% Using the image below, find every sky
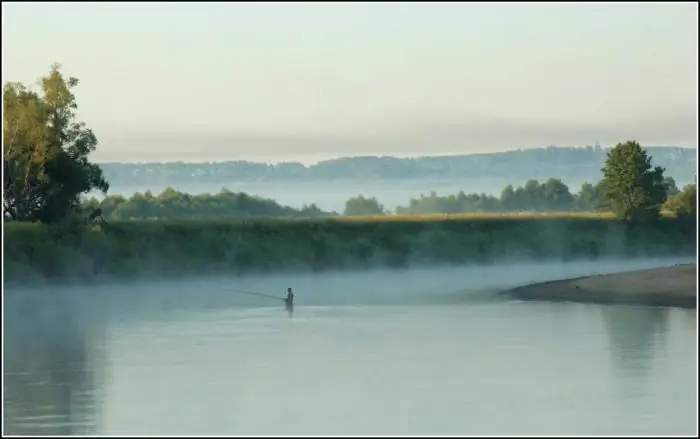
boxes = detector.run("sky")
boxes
[2,2,698,163]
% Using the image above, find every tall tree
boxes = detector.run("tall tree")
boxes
[575,182,605,212]
[3,82,49,220]
[344,195,384,216]
[3,63,108,222]
[599,140,667,221]
[541,178,574,211]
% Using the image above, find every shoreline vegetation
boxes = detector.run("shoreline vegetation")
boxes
[4,214,696,287]
[504,264,697,309]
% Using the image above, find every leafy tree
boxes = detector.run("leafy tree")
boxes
[575,182,605,212]
[522,181,544,210]
[599,141,667,221]
[664,183,696,220]
[3,63,108,222]
[343,195,384,216]
[87,187,335,220]
[495,179,575,212]
[499,185,517,211]
[3,82,48,220]
[663,176,679,197]
[540,178,575,211]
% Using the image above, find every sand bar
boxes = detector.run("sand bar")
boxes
[505,264,697,309]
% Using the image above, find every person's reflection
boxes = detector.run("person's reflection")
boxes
[600,305,670,377]
[3,296,103,436]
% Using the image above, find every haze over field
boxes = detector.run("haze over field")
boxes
[91,147,697,210]
[2,2,697,163]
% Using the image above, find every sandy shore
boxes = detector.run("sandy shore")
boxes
[505,264,697,309]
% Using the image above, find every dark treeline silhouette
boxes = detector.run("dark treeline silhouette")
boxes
[393,175,684,216]
[81,187,331,221]
[78,174,694,221]
[395,178,594,215]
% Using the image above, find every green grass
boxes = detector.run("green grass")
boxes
[336,210,679,222]
[337,211,618,221]
[3,213,696,285]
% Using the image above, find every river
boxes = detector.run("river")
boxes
[3,257,697,435]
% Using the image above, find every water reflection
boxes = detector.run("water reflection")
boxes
[2,275,695,436]
[3,296,105,436]
[600,305,670,377]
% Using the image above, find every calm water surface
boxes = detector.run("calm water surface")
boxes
[3,258,697,435]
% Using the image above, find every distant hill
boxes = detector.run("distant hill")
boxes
[98,146,697,187]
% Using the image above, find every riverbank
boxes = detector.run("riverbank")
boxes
[505,264,697,308]
[3,216,696,286]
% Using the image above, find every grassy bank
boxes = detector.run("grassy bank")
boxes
[3,214,696,285]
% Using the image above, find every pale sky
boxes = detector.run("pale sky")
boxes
[2,2,698,163]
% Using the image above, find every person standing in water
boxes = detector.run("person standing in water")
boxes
[284,287,294,318]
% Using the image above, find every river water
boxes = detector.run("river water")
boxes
[3,257,697,436]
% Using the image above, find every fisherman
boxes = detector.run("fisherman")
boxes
[284,287,294,318]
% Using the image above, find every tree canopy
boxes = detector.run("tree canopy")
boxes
[81,172,687,221]
[343,196,385,216]
[82,187,332,220]
[599,140,668,221]
[663,183,697,221]
[3,64,108,223]
[395,179,605,215]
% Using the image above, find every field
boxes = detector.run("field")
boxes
[337,212,619,221]
[337,211,681,222]
[3,213,696,285]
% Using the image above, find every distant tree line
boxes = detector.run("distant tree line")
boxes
[390,175,685,216]
[82,188,330,221]
[79,167,693,222]
[348,141,695,221]
[98,145,696,184]
[3,64,696,225]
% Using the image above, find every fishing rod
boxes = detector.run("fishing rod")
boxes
[228,287,285,301]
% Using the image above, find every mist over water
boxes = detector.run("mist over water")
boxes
[3,257,697,435]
